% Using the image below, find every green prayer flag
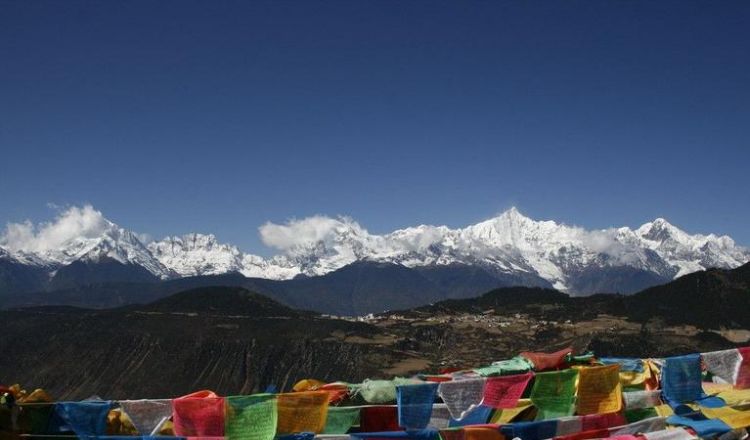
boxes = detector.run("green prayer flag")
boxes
[625,408,659,423]
[356,377,421,403]
[475,357,533,377]
[19,404,54,434]
[225,394,277,440]
[323,406,360,434]
[530,369,578,420]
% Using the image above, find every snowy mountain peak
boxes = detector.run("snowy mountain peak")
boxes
[472,208,561,246]
[74,227,171,278]
[637,218,683,242]
[0,205,170,278]
[147,233,245,277]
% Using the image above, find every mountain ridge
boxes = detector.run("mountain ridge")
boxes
[1,206,747,299]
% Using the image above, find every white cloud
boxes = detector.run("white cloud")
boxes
[578,228,642,265]
[258,215,368,251]
[135,232,153,244]
[0,205,111,253]
[389,226,447,253]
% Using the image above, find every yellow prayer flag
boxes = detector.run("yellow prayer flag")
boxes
[490,399,534,424]
[576,364,623,415]
[701,406,750,429]
[276,391,329,434]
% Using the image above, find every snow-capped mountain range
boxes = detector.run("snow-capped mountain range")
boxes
[1,207,748,295]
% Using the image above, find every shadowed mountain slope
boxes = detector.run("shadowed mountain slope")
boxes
[0,286,390,399]
[410,262,750,329]
[1,264,748,400]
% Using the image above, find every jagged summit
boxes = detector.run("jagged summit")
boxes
[147,233,245,277]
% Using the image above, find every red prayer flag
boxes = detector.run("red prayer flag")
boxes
[735,347,750,388]
[520,347,572,371]
[172,392,225,437]
[360,406,401,432]
[580,412,627,431]
[481,373,533,409]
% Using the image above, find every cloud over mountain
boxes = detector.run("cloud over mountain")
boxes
[259,215,366,252]
[1,205,110,254]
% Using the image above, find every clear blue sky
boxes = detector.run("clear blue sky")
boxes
[1,0,748,251]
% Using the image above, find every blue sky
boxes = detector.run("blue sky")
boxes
[1,0,748,252]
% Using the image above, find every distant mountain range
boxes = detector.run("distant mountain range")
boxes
[1,207,748,313]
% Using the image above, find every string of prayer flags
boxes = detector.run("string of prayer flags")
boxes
[13,346,750,440]
[575,364,623,415]
[397,382,439,430]
[225,394,277,440]
[276,391,329,435]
